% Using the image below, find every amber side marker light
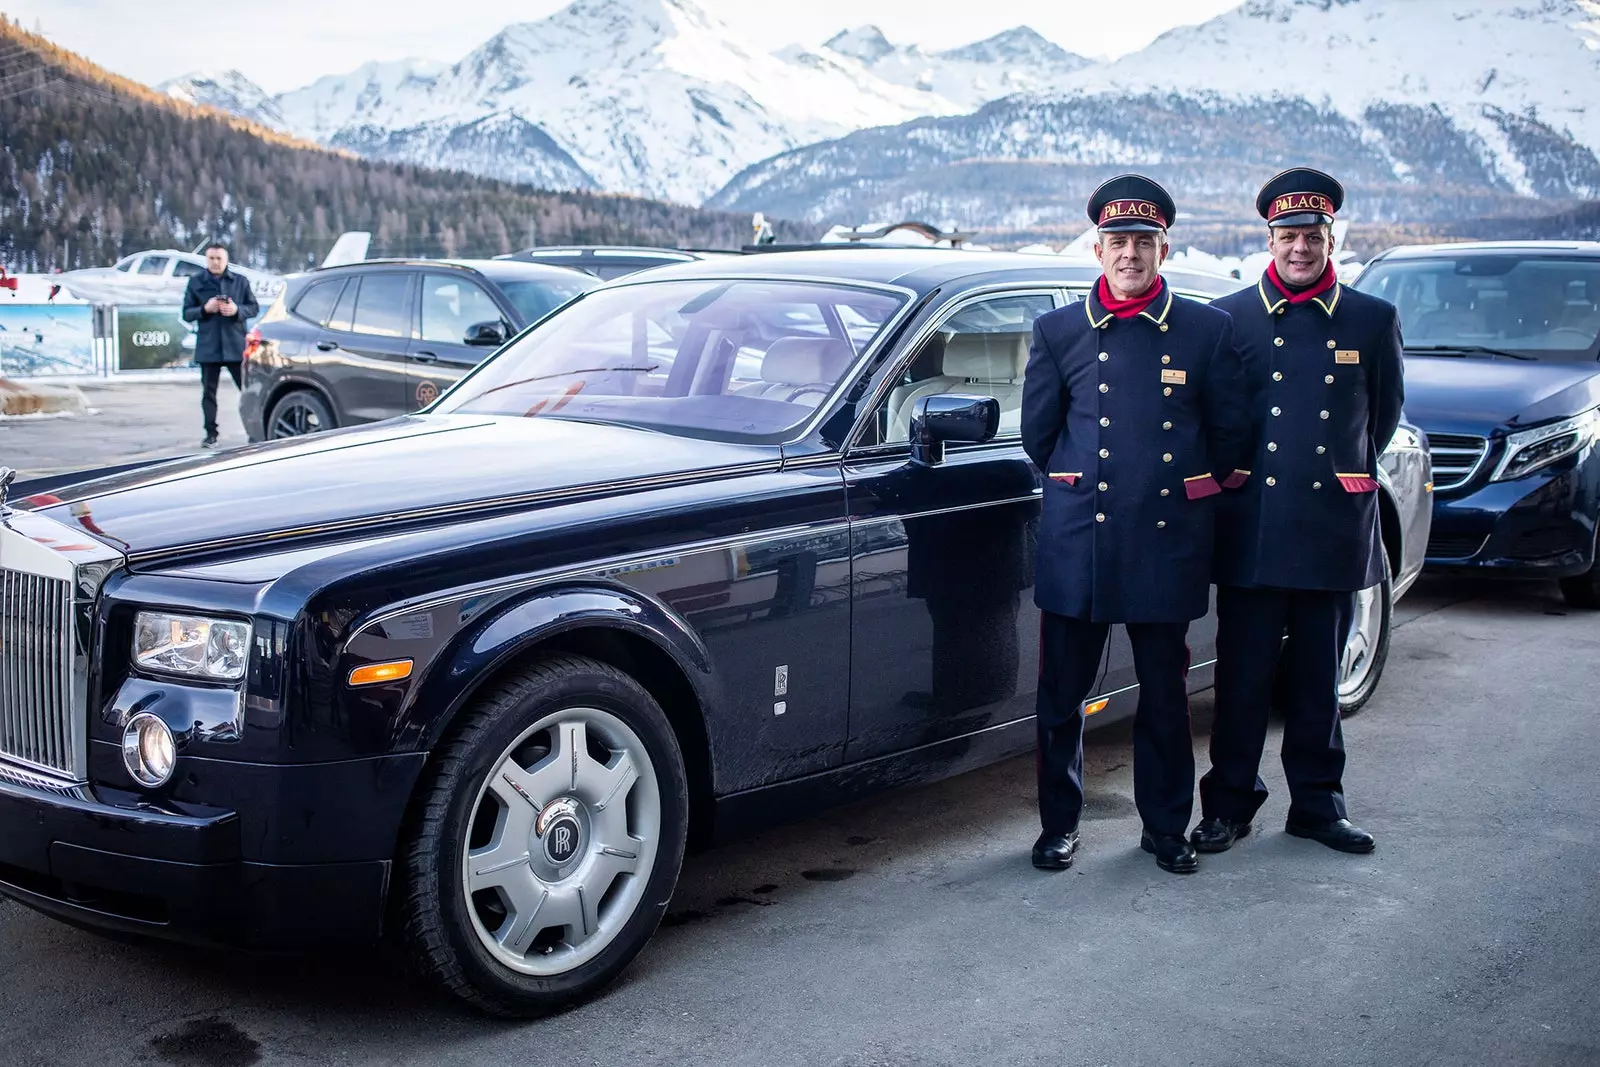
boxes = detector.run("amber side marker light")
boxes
[1086,699,1110,716]
[348,660,414,687]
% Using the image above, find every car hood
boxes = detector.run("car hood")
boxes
[1400,355,1600,437]
[24,415,778,563]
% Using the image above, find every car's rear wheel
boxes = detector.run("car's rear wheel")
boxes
[398,655,687,1017]
[266,389,336,438]
[1558,536,1600,609]
[1338,560,1393,717]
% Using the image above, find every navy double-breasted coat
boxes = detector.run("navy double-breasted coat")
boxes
[1022,280,1251,623]
[1211,277,1405,592]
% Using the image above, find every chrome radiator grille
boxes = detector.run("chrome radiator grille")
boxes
[1426,433,1489,491]
[0,567,77,777]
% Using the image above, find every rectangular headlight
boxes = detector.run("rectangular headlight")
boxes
[133,611,252,682]
[1492,407,1600,482]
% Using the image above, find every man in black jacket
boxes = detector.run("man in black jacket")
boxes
[182,243,259,447]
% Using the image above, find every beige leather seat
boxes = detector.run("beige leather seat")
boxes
[887,331,1030,441]
[739,337,856,405]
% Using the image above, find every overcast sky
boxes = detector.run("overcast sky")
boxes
[3,0,1242,94]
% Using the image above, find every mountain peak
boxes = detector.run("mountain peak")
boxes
[937,26,1087,69]
[823,26,898,64]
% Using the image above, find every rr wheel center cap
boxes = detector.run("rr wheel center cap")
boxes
[535,796,586,867]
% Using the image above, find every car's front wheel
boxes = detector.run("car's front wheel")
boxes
[398,655,688,1017]
[1338,561,1394,717]
[266,389,336,438]
[1558,536,1600,609]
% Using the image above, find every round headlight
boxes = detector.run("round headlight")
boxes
[123,713,177,788]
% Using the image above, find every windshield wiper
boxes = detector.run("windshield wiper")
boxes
[1407,344,1535,362]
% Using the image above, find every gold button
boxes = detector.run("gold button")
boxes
[1162,453,1173,463]
[1157,521,1167,529]
[1317,446,1327,454]
[1271,406,1282,416]
[1163,387,1172,396]
[1266,476,1277,486]
[1160,488,1170,497]
[1273,371,1283,381]
[1273,337,1284,347]
[1099,352,1109,362]
[1161,355,1171,365]
[1327,340,1337,349]
[1095,513,1106,523]
[1160,323,1169,332]
[1099,448,1110,458]
[1320,410,1330,419]
[1325,374,1335,384]
[1267,442,1278,451]
[1313,481,1323,489]
[1098,481,1109,491]
[1100,416,1110,427]
[1099,383,1109,393]
[1162,421,1172,430]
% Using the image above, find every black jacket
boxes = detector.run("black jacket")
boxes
[1211,276,1405,592]
[182,267,260,364]
[1022,279,1252,623]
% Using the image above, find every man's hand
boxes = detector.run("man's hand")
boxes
[219,298,237,317]
[204,296,222,314]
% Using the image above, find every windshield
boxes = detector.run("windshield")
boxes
[434,278,907,442]
[1354,255,1600,362]
[497,277,596,325]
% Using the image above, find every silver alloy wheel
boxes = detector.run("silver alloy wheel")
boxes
[1338,581,1384,700]
[460,706,661,976]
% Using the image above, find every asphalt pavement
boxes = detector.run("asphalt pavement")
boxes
[0,576,1596,1067]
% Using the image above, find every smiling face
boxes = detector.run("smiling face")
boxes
[1095,230,1168,301]
[1268,224,1333,287]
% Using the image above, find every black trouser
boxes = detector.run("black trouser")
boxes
[1037,612,1195,837]
[200,361,242,436]
[1200,586,1353,826]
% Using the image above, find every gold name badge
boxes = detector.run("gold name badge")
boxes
[1161,369,1187,384]
[1335,350,1361,364]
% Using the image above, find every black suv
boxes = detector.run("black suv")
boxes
[241,259,596,439]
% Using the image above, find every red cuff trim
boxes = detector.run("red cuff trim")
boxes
[1184,474,1222,500]
[1221,469,1251,490]
[1337,474,1379,493]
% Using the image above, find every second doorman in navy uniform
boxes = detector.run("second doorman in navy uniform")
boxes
[1022,175,1250,874]
[1195,168,1404,856]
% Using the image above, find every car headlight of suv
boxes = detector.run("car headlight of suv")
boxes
[1492,406,1600,482]
[133,612,251,681]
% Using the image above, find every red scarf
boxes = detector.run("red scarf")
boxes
[1266,261,1338,304]
[1095,275,1165,319]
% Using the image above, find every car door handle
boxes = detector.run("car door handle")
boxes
[412,350,439,363]
[316,340,337,351]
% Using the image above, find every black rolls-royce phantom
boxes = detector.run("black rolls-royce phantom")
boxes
[0,250,1431,1016]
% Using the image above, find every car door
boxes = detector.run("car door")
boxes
[410,272,513,410]
[842,289,1065,762]
[316,270,416,423]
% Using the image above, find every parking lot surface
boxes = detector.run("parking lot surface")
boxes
[0,577,1596,1067]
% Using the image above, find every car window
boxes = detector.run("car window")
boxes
[497,277,595,326]
[435,278,907,444]
[862,291,1058,447]
[137,256,170,276]
[327,277,358,332]
[350,273,412,338]
[294,278,347,326]
[1355,256,1600,361]
[173,260,205,279]
[420,274,504,343]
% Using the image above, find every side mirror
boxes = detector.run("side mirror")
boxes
[910,394,1000,466]
[464,320,508,347]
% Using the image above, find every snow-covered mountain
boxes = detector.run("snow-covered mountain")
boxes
[158,0,1091,204]
[711,0,1600,227]
[160,69,286,129]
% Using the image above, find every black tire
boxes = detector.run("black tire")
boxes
[266,389,336,439]
[1338,564,1393,718]
[397,654,688,1018]
[1559,540,1600,608]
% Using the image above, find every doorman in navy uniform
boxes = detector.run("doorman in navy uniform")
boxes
[1022,175,1250,874]
[1195,168,1404,856]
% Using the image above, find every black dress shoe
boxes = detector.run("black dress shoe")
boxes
[1190,816,1252,853]
[1031,830,1080,870]
[201,433,219,449]
[1140,829,1199,874]
[1285,817,1375,854]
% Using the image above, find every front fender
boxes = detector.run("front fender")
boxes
[395,583,717,754]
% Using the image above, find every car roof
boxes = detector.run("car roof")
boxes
[600,247,1243,298]
[299,258,596,282]
[501,246,708,261]
[1374,240,1600,260]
